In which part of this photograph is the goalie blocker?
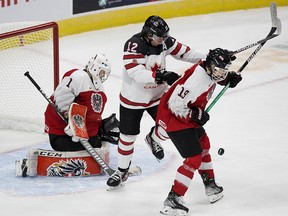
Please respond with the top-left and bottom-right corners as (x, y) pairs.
(64, 103), (120, 145)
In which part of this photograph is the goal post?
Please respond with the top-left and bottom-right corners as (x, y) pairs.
(0, 22), (59, 133)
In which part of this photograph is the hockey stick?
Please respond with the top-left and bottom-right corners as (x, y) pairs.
(24, 71), (141, 177)
(230, 33), (280, 55)
(206, 2), (281, 113)
(229, 3), (281, 55)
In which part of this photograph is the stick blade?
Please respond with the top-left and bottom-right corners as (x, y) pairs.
(275, 17), (282, 35)
(270, 1), (281, 35)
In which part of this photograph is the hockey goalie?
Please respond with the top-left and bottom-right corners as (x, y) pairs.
(16, 54), (120, 177)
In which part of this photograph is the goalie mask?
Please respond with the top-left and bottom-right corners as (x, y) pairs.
(86, 54), (111, 83)
(142, 15), (170, 44)
(206, 48), (231, 82)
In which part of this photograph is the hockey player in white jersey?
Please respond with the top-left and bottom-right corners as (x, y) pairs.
(107, 15), (207, 188)
(156, 48), (242, 215)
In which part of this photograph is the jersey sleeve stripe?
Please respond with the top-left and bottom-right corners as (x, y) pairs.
(170, 42), (182, 55)
(180, 47), (191, 58)
(124, 63), (139, 70)
(123, 53), (145, 60)
(120, 94), (160, 107)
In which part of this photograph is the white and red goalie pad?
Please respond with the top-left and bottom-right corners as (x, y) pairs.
(38, 142), (109, 177)
(16, 142), (109, 177)
(67, 103), (89, 140)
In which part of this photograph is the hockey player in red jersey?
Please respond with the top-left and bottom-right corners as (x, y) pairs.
(44, 54), (118, 151)
(107, 15), (207, 188)
(157, 48), (242, 215)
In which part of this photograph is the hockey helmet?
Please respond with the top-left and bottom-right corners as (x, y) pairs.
(206, 48), (231, 82)
(142, 15), (170, 39)
(86, 54), (111, 83)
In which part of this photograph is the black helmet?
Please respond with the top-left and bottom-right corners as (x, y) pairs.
(206, 48), (231, 81)
(142, 15), (169, 38)
(206, 48), (231, 69)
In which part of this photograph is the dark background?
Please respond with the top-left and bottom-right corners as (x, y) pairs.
(73, 0), (159, 14)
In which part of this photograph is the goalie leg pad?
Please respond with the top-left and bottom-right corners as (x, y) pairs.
(15, 149), (38, 177)
(37, 141), (109, 177)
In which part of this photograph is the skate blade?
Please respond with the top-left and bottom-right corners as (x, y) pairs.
(160, 206), (188, 216)
(209, 192), (224, 204)
(106, 183), (125, 191)
(144, 137), (163, 163)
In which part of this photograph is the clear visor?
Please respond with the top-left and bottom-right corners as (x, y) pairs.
(151, 33), (169, 43)
(98, 69), (110, 83)
(211, 63), (230, 82)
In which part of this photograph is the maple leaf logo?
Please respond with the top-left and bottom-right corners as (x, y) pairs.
(151, 64), (160, 73)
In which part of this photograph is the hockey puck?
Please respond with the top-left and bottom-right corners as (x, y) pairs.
(218, 148), (225, 155)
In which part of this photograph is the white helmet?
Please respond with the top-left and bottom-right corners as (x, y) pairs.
(85, 54), (111, 83)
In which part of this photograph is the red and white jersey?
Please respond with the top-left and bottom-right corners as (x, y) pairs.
(120, 33), (206, 109)
(157, 63), (216, 132)
(44, 69), (107, 136)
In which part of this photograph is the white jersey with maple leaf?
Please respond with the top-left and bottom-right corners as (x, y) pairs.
(120, 33), (206, 109)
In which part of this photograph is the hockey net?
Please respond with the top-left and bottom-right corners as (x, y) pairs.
(0, 22), (59, 133)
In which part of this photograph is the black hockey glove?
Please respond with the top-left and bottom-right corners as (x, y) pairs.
(98, 113), (120, 145)
(218, 72), (242, 88)
(230, 55), (236, 61)
(191, 107), (210, 126)
(155, 69), (180, 86)
(225, 49), (236, 61)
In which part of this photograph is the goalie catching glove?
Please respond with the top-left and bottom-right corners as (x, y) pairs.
(154, 69), (180, 86)
(99, 113), (120, 144)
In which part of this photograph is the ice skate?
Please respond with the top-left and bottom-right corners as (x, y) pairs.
(201, 173), (223, 203)
(160, 191), (189, 216)
(106, 169), (129, 190)
(145, 127), (164, 161)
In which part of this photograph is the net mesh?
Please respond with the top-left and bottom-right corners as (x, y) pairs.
(0, 22), (58, 133)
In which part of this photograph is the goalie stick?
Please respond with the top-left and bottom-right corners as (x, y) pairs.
(24, 71), (141, 177)
(206, 2), (281, 113)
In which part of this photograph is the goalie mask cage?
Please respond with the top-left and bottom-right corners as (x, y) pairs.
(0, 22), (59, 133)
